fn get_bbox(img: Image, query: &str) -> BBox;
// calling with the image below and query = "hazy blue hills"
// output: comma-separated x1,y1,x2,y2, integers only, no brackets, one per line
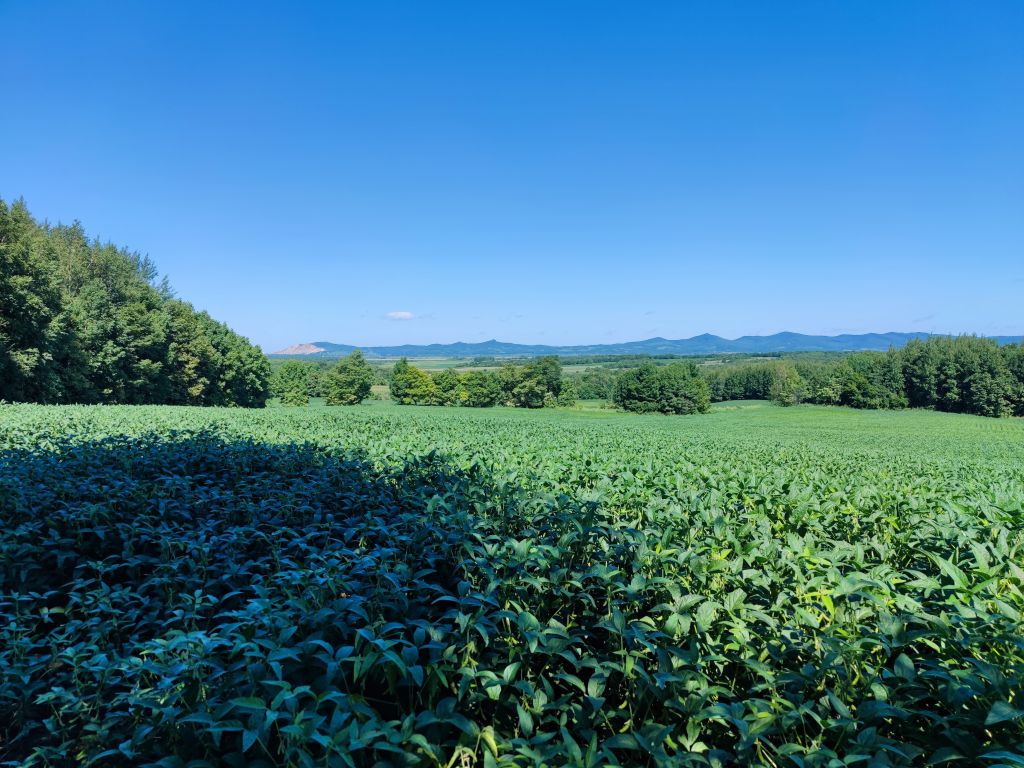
271,332,1023,359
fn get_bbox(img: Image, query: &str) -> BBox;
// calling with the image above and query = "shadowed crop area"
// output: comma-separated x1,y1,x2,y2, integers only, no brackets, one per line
1,403,1023,766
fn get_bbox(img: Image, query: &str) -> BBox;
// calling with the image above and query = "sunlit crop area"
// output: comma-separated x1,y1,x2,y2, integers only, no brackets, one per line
2,402,1022,765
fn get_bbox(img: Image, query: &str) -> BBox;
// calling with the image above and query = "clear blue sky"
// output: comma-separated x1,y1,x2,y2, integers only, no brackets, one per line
2,1,1021,351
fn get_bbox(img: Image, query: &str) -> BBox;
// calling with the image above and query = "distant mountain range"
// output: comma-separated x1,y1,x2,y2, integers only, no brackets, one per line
271,332,1023,359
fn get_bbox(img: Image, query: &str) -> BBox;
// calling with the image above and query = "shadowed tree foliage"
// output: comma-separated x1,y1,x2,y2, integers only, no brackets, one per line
1004,345,1024,416
0,198,270,406
523,356,562,398
556,377,578,407
388,357,414,404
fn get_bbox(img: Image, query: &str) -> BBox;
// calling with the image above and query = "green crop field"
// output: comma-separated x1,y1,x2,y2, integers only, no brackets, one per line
1,402,1022,766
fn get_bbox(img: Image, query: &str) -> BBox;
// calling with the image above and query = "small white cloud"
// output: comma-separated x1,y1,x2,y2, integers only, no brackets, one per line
385,311,415,321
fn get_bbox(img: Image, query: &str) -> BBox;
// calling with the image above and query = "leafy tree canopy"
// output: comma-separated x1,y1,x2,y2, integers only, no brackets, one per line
0,198,269,406
323,350,374,405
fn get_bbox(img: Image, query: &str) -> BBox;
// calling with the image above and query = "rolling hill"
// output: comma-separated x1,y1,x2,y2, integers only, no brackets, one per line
270,332,1023,359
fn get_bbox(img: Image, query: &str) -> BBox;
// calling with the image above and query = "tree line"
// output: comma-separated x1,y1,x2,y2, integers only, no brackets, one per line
393,356,578,408
272,355,580,408
271,354,718,415
0,198,270,406
704,336,1024,417
271,339,1024,419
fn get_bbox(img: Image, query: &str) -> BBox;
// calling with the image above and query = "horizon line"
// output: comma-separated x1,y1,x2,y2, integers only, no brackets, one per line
270,329,1023,354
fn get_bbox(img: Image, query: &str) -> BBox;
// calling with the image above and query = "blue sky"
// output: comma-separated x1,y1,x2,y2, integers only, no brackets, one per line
2,1,1021,351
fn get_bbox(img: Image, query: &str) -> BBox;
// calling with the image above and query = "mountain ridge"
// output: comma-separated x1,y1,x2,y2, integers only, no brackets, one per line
270,332,1023,358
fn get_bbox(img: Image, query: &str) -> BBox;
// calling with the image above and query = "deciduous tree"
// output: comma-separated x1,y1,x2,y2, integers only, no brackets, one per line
323,350,374,405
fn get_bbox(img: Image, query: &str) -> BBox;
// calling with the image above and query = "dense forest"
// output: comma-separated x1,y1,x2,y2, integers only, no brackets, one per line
0,198,270,406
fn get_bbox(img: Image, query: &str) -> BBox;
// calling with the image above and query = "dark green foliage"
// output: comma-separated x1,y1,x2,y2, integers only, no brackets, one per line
899,336,1015,417
795,360,843,404
460,370,501,407
2,406,1022,765
272,360,312,406
432,368,463,406
522,356,562,398
1004,345,1024,416
388,357,414,403
208,319,273,408
164,299,221,404
509,375,548,408
323,350,374,405
613,362,663,413
496,362,524,404
0,197,270,406
655,361,711,414
614,361,711,414
829,353,899,410
704,362,776,402
569,368,616,400
0,199,62,402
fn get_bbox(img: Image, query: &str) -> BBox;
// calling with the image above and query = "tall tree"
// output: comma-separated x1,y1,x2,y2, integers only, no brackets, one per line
0,199,61,401
769,363,804,406
390,358,440,405
272,361,311,406
323,350,374,405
